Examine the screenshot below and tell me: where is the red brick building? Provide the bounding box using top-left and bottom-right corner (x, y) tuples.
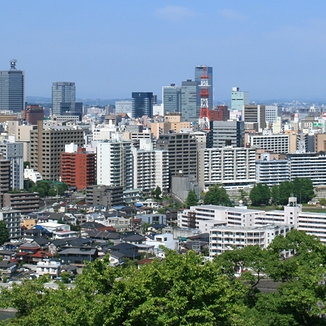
(210, 105), (229, 121)
(21, 105), (44, 125)
(61, 146), (96, 190)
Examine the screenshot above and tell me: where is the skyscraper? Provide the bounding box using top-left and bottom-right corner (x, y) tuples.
(231, 87), (249, 111)
(132, 92), (153, 118)
(0, 60), (24, 113)
(52, 82), (76, 116)
(181, 79), (197, 122)
(195, 65), (213, 110)
(162, 84), (181, 114)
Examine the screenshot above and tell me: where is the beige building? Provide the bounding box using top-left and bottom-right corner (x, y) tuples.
(315, 133), (326, 152)
(30, 120), (84, 181)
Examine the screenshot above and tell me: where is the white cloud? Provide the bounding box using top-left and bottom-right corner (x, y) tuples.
(155, 6), (196, 21)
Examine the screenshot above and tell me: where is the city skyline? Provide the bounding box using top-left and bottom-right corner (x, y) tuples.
(1, 1), (326, 102)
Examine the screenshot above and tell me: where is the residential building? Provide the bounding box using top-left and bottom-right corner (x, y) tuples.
(314, 133), (326, 152)
(30, 121), (85, 181)
(85, 185), (124, 208)
(24, 168), (42, 184)
(156, 133), (197, 180)
(0, 208), (21, 239)
(181, 79), (197, 122)
(0, 60), (24, 113)
(209, 224), (293, 256)
(36, 260), (61, 278)
(52, 82), (76, 116)
(60, 143), (96, 190)
(3, 192), (40, 214)
(0, 138), (24, 190)
(0, 157), (11, 206)
(132, 139), (169, 194)
(132, 92), (154, 118)
(256, 153), (289, 186)
(162, 84), (181, 114)
(198, 147), (256, 191)
(97, 138), (133, 190)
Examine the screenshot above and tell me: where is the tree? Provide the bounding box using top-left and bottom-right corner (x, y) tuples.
(270, 185), (280, 206)
(204, 185), (231, 206)
(278, 181), (293, 205)
(185, 189), (198, 208)
(152, 186), (162, 200)
(0, 221), (9, 245)
(249, 183), (271, 206)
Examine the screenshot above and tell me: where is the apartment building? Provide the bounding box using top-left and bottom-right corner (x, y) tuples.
(3, 192), (40, 214)
(209, 224), (294, 256)
(198, 147), (256, 191)
(0, 208), (21, 239)
(30, 121), (84, 181)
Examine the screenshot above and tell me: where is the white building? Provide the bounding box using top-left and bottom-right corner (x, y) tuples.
(36, 259), (61, 278)
(115, 100), (132, 118)
(96, 138), (133, 190)
(145, 233), (179, 251)
(198, 147), (256, 191)
(24, 168), (43, 184)
(132, 139), (169, 194)
(0, 208), (21, 239)
(209, 224), (294, 257)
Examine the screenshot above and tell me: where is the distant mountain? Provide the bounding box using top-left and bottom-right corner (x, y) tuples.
(26, 96), (132, 107)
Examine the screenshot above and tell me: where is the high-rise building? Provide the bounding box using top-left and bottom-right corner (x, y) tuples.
(21, 104), (44, 125)
(156, 133), (197, 180)
(60, 143), (96, 190)
(132, 92), (153, 118)
(52, 82), (76, 116)
(181, 79), (197, 122)
(0, 138), (24, 190)
(211, 120), (245, 148)
(30, 121), (84, 181)
(231, 87), (249, 111)
(162, 84), (181, 114)
(97, 139), (133, 190)
(195, 66), (213, 110)
(0, 60), (24, 113)
(243, 104), (266, 132)
(132, 139), (169, 194)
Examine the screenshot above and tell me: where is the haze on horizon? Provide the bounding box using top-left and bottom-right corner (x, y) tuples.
(1, 1), (326, 102)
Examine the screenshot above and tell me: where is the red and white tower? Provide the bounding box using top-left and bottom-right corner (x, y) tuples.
(199, 66), (210, 130)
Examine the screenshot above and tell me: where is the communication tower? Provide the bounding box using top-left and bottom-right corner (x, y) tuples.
(198, 66), (210, 130)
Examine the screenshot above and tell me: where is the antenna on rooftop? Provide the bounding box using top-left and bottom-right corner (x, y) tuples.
(10, 59), (17, 70)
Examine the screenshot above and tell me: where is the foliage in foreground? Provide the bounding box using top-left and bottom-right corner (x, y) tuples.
(1, 230), (326, 325)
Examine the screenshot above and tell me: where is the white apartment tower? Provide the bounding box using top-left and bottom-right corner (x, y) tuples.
(97, 138), (133, 190)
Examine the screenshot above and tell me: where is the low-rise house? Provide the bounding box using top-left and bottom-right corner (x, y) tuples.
(58, 247), (99, 265)
(36, 259), (61, 279)
(0, 250), (16, 262)
(109, 243), (141, 261)
(145, 233), (179, 251)
(123, 233), (146, 245)
(0, 261), (17, 280)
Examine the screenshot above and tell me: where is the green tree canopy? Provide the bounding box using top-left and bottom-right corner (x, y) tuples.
(0, 221), (9, 245)
(203, 185), (231, 206)
(185, 189), (198, 208)
(249, 183), (271, 206)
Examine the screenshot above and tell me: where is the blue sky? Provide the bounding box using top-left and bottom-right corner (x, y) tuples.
(1, 1), (326, 102)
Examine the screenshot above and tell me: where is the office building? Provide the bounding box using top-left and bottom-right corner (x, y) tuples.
(115, 100), (132, 117)
(210, 105), (229, 122)
(21, 104), (44, 125)
(249, 132), (297, 154)
(52, 82), (76, 116)
(30, 121), (84, 181)
(156, 133), (197, 180)
(97, 138), (133, 190)
(132, 92), (153, 118)
(162, 84), (181, 114)
(60, 143), (96, 190)
(181, 79), (197, 122)
(198, 147), (256, 191)
(195, 66), (213, 110)
(0, 60), (24, 113)
(265, 105), (281, 125)
(211, 120), (244, 148)
(243, 104), (266, 132)
(231, 87), (249, 111)
(0, 157), (11, 207)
